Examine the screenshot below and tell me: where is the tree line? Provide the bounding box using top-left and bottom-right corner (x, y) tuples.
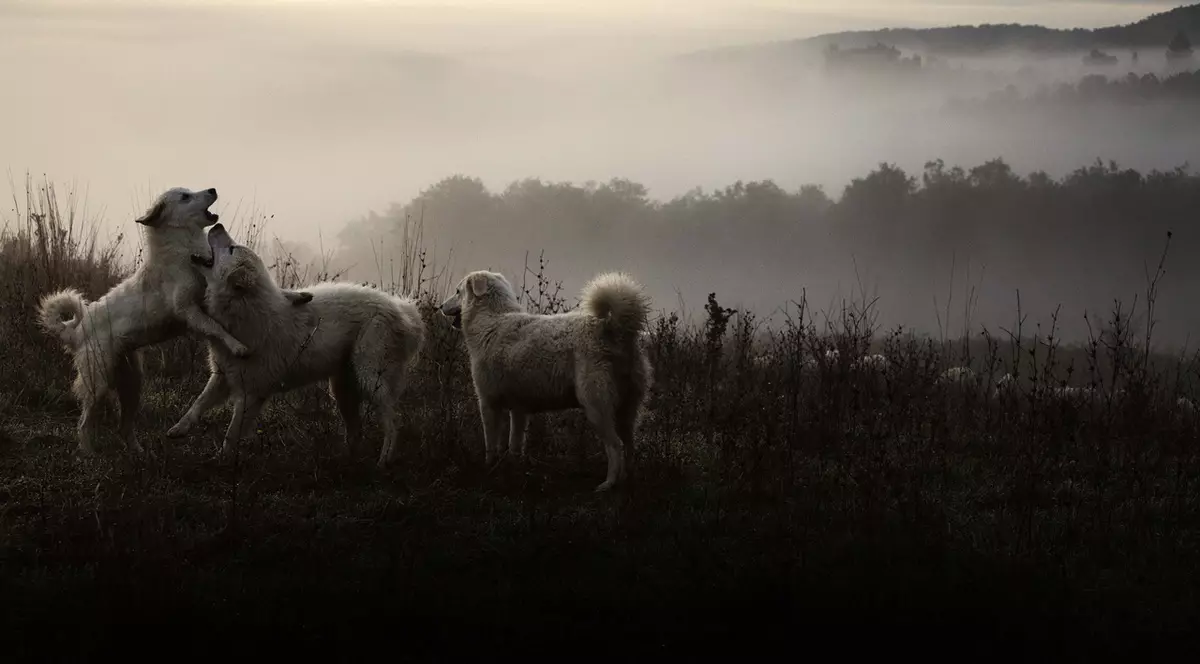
(334, 158), (1200, 344)
(948, 70), (1200, 113)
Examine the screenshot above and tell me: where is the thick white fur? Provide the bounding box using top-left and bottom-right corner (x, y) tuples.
(168, 224), (425, 466)
(440, 269), (653, 492)
(36, 187), (247, 456)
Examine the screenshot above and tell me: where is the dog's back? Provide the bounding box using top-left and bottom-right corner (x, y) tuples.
(471, 311), (591, 412)
(469, 273), (652, 415)
(213, 281), (423, 395)
(303, 282), (425, 379)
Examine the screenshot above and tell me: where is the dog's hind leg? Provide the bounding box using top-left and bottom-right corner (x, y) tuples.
(114, 351), (144, 455)
(219, 393), (264, 460)
(73, 349), (111, 457)
(329, 371), (363, 458)
(371, 364), (417, 468)
(614, 405), (639, 486)
(375, 398), (400, 468)
(168, 371), (229, 438)
(508, 410), (528, 457)
(496, 414), (510, 457)
(586, 411), (625, 493)
(579, 375), (626, 492)
(76, 397), (101, 458)
(581, 403), (625, 493)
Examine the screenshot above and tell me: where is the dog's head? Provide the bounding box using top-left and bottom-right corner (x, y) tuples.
(191, 223), (311, 308)
(440, 270), (519, 330)
(135, 187), (220, 231)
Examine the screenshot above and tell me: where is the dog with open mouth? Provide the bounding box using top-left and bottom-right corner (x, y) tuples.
(170, 223), (426, 466)
(38, 187), (252, 457)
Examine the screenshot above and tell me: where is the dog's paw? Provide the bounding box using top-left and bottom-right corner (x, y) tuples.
(594, 479), (616, 493)
(284, 290), (314, 306)
(230, 342), (251, 358)
(166, 422), (191, 438)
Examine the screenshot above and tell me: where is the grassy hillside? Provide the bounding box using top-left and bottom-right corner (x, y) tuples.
(2, 175), (1200, 658)
(684, 2), (1200, 62)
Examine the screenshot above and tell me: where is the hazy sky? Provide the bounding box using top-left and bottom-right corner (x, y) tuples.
(7, 1), (1182, 33)
(3, 0), (1197, 341)
(0, 0), (1186, 248)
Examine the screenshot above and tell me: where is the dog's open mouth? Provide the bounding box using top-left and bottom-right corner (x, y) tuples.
(206, 223), (235, 267)
(205, 191), (219, 224)
(449, 311), (462, 330)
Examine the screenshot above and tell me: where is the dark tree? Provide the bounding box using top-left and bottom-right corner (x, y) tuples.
(1167, 30), (1193, 58)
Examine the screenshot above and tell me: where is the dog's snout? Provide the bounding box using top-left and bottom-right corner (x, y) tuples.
(206, 188), (217, 197)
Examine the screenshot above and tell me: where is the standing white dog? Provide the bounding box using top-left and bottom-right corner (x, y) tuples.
(440, 270), (653, 492)
(167, 224), (426, 466)
(37, 187), (249, 456)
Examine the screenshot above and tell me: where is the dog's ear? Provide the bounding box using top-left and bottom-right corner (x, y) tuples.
(135, 199), (166, 227)
(283, 290), (313, 306)
(468, 273), (490, 297)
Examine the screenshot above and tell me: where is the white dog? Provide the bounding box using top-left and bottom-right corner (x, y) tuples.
(167, 223), (426, 466)
(440, 270), (653, 492)
(37, 187), (249, 456)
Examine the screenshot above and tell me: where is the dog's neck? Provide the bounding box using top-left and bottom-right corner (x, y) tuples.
(209, 299), (266, 352)
(480, 290), (523, 314)
(462, 295), (523, 349)
(465, 296), (520, 321)
(141, 225), (206, 271)
(208, 281), (289, 351)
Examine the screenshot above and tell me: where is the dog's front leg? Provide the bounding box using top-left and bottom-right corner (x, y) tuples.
(175, 294), (250, 357)
(479, 403), (506, 464)
(220, 393), (264, 460)
(168, 371), (229, 438)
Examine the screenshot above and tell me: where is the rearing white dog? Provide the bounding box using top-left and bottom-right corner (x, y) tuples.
(38, 187), (249, 456)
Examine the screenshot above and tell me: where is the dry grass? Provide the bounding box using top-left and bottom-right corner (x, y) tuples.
(2, 175), (1199, 659)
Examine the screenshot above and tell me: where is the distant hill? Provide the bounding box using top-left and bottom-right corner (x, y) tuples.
(682, 3), (1200, 62)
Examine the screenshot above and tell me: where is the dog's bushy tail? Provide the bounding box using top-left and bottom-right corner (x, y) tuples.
(581, 272), (651, 338)
(38, 288), (87, 348)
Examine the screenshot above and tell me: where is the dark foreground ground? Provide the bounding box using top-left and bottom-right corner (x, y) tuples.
(3, 364), (1200, 661)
